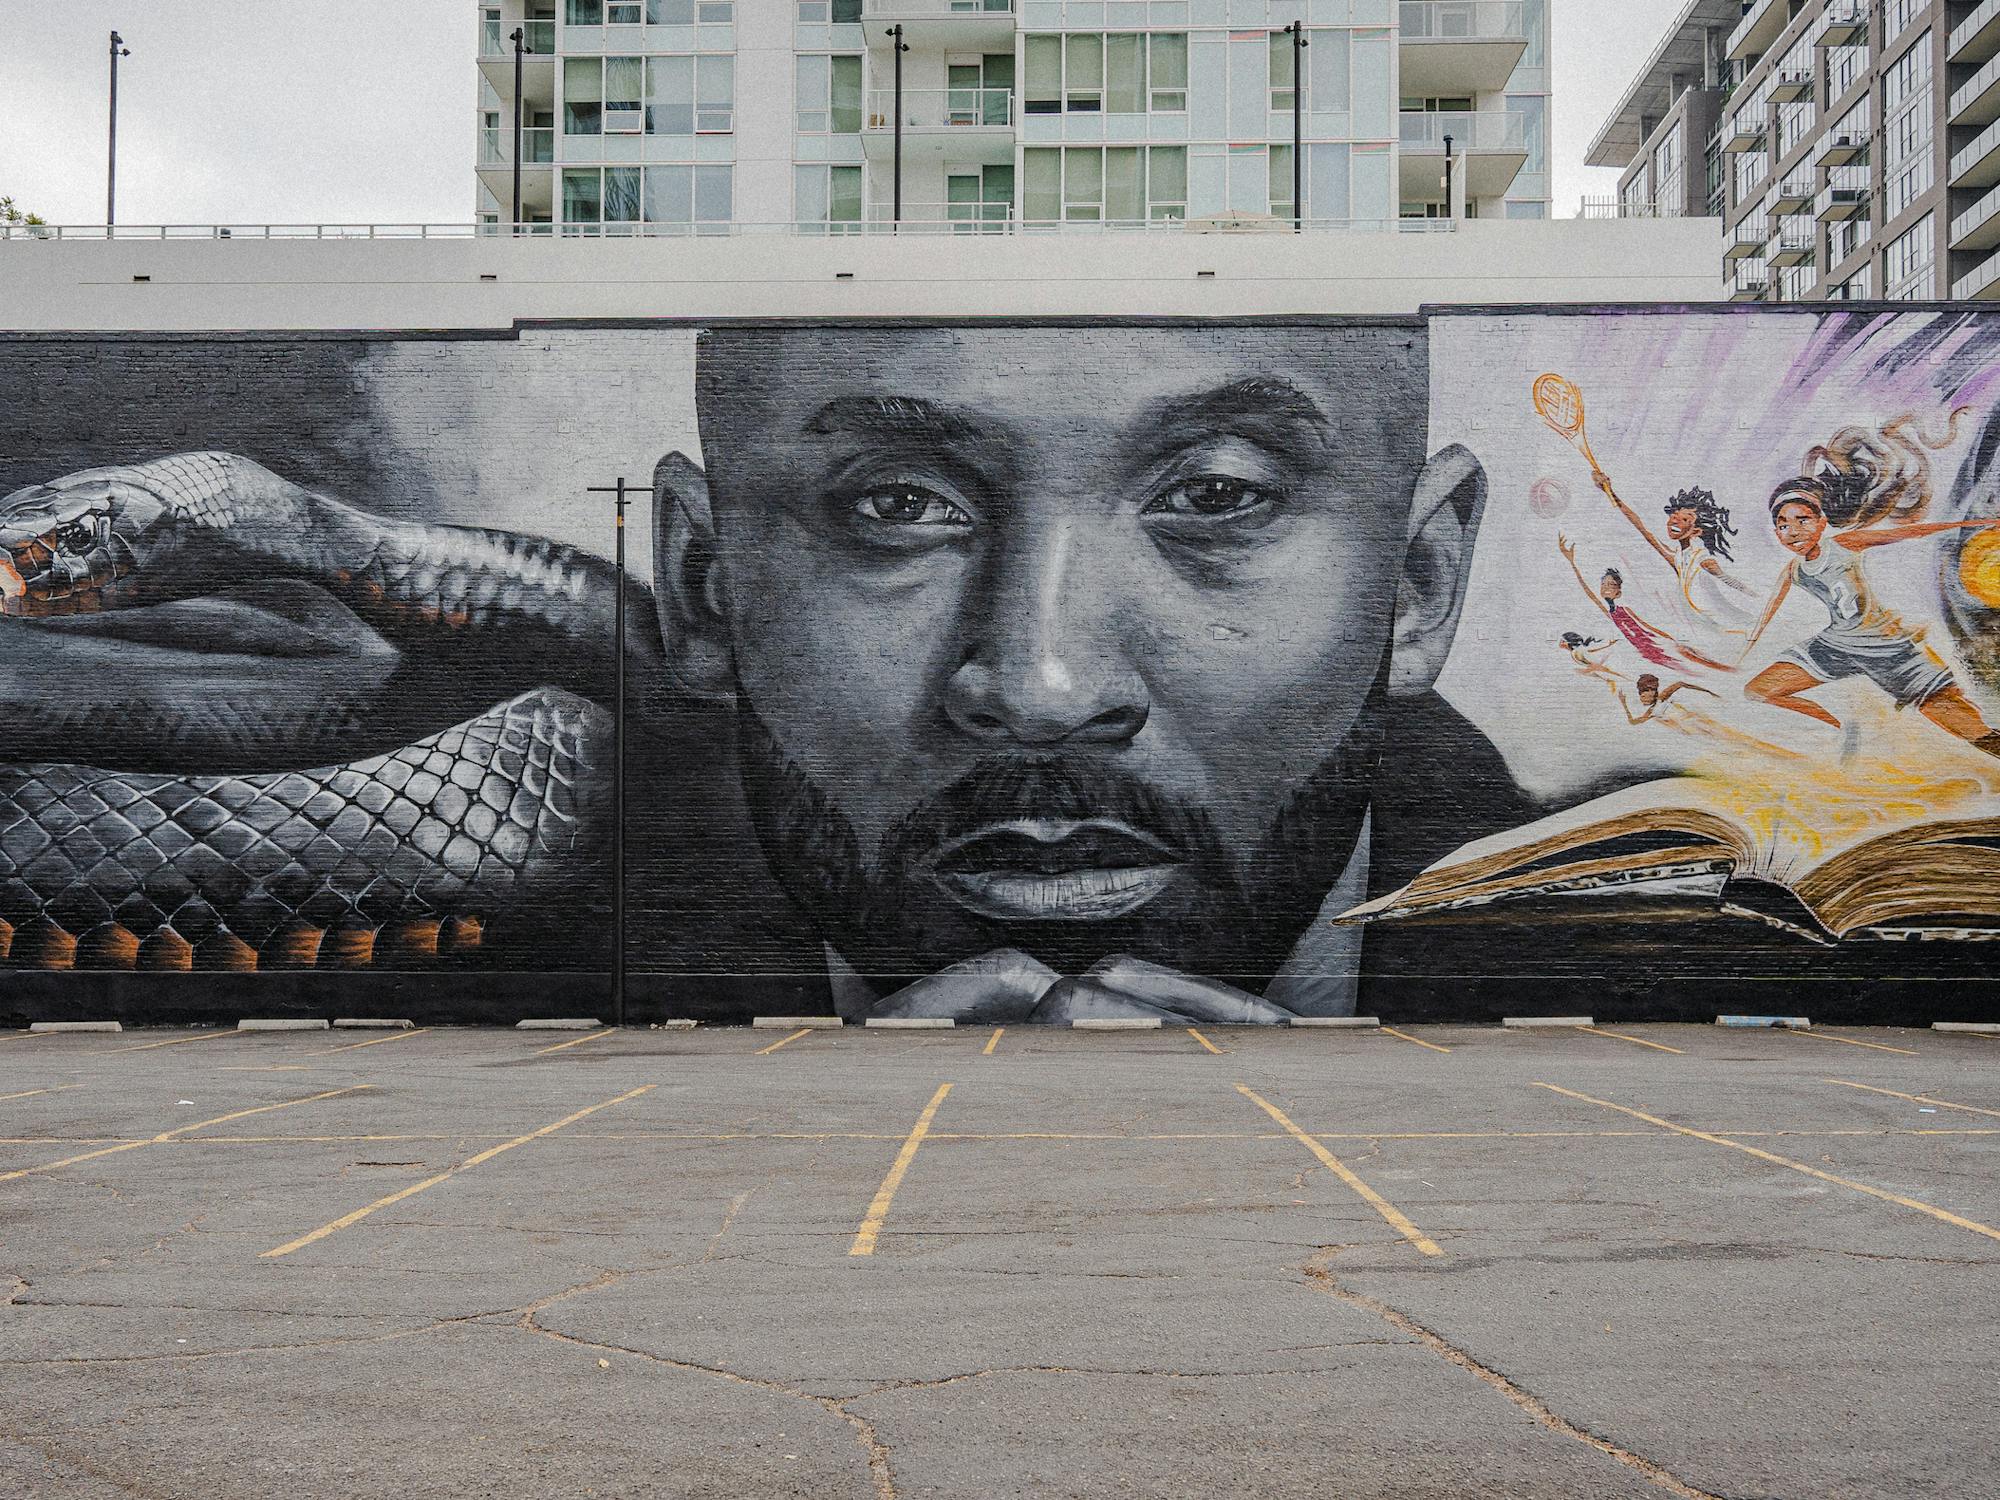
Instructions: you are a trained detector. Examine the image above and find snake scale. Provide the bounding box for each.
[0,453,634,973]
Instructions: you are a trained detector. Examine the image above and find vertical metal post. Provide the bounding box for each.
[107,32,130,228]
[511,26,527,233]
[585,479,633,1026]
[1285,22,1306,232]
[888,25,908,225]
[1443,133,1455,221]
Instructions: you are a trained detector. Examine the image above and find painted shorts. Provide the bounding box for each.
[1785,629,1955,709]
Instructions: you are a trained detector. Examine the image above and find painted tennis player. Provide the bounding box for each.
[1742,472,2000,758]
[1558,534,1735,674]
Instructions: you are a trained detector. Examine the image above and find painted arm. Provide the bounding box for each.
[1834,517,2000,552]
[1658,680,1718,704]
[1699,556,1759,595]
[1742,563,1796,650]
[1616,691,1649,725]
[1557,534,1610,616]
[1593,471,1676,569]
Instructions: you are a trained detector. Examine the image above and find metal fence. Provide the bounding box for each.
[0,217,1461,242]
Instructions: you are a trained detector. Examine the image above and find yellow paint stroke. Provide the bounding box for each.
[111,1031,246,1053]
[533,1028,616,1057]
[1786,1028,1919,1056]
[1578,1026,1685,1054]
[756,1028,814,1056]
[1236,1084,1445,1257]
[1187,1027,1225,1055]
[309,1028,432,1056]
[982,1027,1004,1056]
[849,1082,953,1257]
[0,1085,83,1103]
[0,1086,373,1184]
[261,1084,653,1259]
[1380,1026,1451,1054]
[1826,1078,2000,1120]
[1535,1083,2000,1246]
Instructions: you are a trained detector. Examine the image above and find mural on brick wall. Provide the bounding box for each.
[1,312,1997,1022]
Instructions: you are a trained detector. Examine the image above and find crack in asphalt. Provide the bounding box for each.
[1300,1249,1730,1500]
[0,1306,518,1366]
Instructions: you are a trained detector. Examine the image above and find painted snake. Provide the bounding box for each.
[0,453,644,972]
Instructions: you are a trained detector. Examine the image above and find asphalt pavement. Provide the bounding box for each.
[1,1017,1996,1499]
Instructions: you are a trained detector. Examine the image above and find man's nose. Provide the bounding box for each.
[942,518,1150,747]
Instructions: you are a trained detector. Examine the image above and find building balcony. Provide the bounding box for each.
[867,199,1015,231]
[1814,174,1868,221]
[479,17,556,58]
[1814,1,1867,48]
[1768,216,1814,267]
[1397,1,1528,95]
[1730,262,1769,301]
[1724,108,1768,153]
[1953,0,2000,65]
[1953,115,2000,187]
[1816,127,1868,166]
[1726,0,1784,63]
[1952,180,2000,251]
[1396,109,1528,200]
[1952,52,2000,129]
[477,41,556,109]
[1726,215,1770,259]
[863,88,1015,162]
[1770,170,1813,213]
[862,0,1016,48]
[1956,246,2000,298]
[477,125,555,167]
[1769,68,1813,105]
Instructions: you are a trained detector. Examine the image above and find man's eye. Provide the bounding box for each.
[1144,477,1272,519]
[850,485,972,527]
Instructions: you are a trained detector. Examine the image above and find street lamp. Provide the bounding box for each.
[886,25,909,227]
[1442,133,1455,221]
[511,26,532,233]
[107,31,131,228]
[1280,22,1306,232]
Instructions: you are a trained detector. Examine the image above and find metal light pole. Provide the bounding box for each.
[511,26,529,233]
[1282,22,1306,232]
[887,25,908,226]
[1442,132,1455,220]
[106,31,131,228]
[584,478,637,1026]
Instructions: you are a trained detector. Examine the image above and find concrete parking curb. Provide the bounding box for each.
[1503,1016,1592,1028]
[754,1016,843,1029]
[1290,1017,1382,1028]
[1717,1015,1811,1028]
[515,1019,603,1030]
[1073,1018,1162,1030]
[864,1018,955,1029]
[333,1018,414,1029]
[29,1020,122,1033]
[1934,1022,2000,1033]
[238,1019,329,1032]
[654,1019,699,1029]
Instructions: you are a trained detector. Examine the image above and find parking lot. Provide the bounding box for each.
[2,1018,1997,1499]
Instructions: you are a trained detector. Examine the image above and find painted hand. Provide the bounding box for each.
[865,951,1296,1025]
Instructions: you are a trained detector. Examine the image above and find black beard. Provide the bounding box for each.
[731,686,1387,996]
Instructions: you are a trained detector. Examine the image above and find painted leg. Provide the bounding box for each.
[1918,687,2000,758]
[1745,662,1841,730]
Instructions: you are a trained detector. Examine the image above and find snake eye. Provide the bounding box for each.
[57,522,94,553]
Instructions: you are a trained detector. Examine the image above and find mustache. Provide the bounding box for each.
[878,756,1217,871]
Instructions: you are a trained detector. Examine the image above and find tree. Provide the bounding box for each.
[0,197,46,227]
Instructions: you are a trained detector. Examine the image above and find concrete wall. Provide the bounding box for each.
[4,302,1997,1027]
[0,219,1719,331]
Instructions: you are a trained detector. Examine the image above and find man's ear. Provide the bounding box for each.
[653,450,734,699]
[1389,443,1487,697]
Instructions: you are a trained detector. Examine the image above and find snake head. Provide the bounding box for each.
[0,476,172,614]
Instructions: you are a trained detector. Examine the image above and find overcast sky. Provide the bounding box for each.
[0,0,1670,225]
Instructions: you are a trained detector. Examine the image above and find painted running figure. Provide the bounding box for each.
[1594,477,1758,630]
[1742,473,2000,759]
[1558,631,1621,687]
[1558,534,1735,673]
[1620,672,1800,759]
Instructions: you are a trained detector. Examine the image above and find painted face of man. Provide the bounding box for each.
[660,326,1481,993]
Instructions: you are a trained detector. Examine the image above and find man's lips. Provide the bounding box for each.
[929,819,1185,922]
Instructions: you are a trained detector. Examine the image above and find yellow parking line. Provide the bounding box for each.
[1535,1082,2000,1246]
[756,1028,814,1056]
[1787,1029,1919,1056]
[219,1066,310,1072]
[309,1028,432,1057]
[533,1028,616,1057]
[849,1082,953,1257]
[0,1086,372,1185]
[1578,1025,1684,1055]
[111,1031,245,1054]
[1187,1027,1224,1055]
[0,1085,83,1103]
[0,1032,54,1046]
[261,1084,654,1259]
[1235,1084,1444,1257]
[982,1027,1004,1056]
[1827,1079,2000,1121]
[1380,1026,1450,1055]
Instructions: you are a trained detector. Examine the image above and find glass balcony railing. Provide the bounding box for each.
[479,18,556,55]
[1398,1,1525,42]
[861,0,1013,15]
[864,87,1015,130]
[478,125,556,165]
[1397,109,1526,151]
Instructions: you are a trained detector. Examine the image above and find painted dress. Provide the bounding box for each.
[1675,538,1755,630]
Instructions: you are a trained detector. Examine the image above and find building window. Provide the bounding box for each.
[797,0,863,17]
[1883,34,1933,221]
[564,56,647,134]
[1731,142,1763,208]
[1829,43,1865,102]
[1650,123,1683,215]
[1023,33,1185,115]
[795,164,863,231]
[1828,213,1868,265]
[639,55,733,134]
[1885,0,1924,42]
[1828,265,1874,300]
[1023,146,1186,223]
[795,55,861,133]
[1505,200,1546,219]
[562,165,730,230]
[1885,211,1935,298]
[569,0,733,19]
[1703,128,1724,217]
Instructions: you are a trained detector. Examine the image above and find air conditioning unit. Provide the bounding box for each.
[604,106,644,133]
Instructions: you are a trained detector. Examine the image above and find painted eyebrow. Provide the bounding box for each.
[1133,377,1334,452]
[802,394,1009,446]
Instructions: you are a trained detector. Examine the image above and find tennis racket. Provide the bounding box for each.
[1532,373,1609,487]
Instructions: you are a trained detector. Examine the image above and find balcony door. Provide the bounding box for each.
[947,164,1013,230]
[947,54,1013,126]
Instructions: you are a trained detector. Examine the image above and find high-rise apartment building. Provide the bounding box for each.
[1589,0,2000,302]
[474,0,1550,234]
